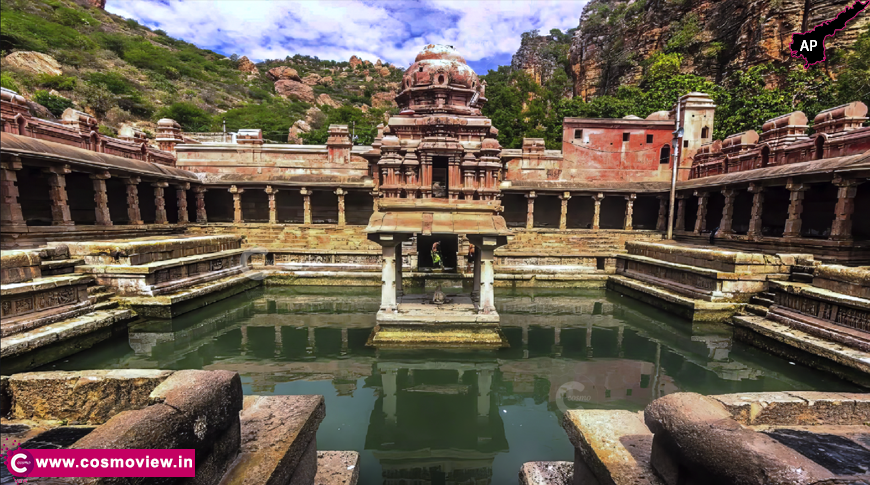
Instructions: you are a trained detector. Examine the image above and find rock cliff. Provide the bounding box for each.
[567,0,869,99]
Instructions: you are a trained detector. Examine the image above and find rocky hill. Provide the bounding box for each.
[566,0,869,99]
[0,0,401,143]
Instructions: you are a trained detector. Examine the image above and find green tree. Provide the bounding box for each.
[155,102,212,132]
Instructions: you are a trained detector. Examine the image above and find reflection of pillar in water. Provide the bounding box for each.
[382,369,398,425]
[275,326,282,357]
[553,326,562,357]
[240,326,248,356]
[522,325,529,359]
[307,326,316,355]
[457,369,464,383]
[341,328,348,356]
[617,324,624,358]
[586,321,593,358]
[477,369,492,424]
[651,342,661,403]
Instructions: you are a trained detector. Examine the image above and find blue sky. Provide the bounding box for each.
[106,0,587,74]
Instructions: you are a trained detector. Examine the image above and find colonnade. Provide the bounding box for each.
[520,191,651,231]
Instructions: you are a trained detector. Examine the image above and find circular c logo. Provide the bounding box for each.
[7,449,34,477]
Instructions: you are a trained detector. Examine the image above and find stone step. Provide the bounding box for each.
[218,395,325,485]
[87,285,108,295]
[791,272,814,283]
[89,291,116,304]
[744,304,769,317]
[315,451,360,485]
[761,291,776,299]
[750,296,774,307]
[93,300,119,311]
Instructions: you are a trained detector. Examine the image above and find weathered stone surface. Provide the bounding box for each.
[518,461,573,485]
[317,94,341,109]
[5,51,62,76]
[319,76,334,86]
[348,55,362,69]
[314,451,359,485]
[715,391,870,426]
[1,249,42,284]
[301,73,321,85]
[644,392,834,485]
[267,66,302,82]
[289,438,318,485]
[1,375,9,417]
[377,67,390,77]
[9,370,173,424]
[219,395,325,485]
[237,56,258,75]
[185,417,241,485]
[563,409,662,485]
[371,91,397,109]
[275,80,316,103]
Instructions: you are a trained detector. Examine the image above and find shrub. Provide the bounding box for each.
[86,71,133,94]
[97,124,116,137]
[78,82,117,117]
[36,74,77,90]
[154,102,212,132]
[0,72,20,92]
[33,90,74,117]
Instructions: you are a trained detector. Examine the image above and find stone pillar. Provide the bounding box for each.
[479,248,496,314]
[591,193,604,230]
[300,187,312,224]
[395,242,403,299]
[747,183,765,238]
[380,242,398,312]
[718,188,737,236]
[229,185,244,224]
[265,185,278,224]
[371,190,379,212]
[175,183,189,224]
[675,195,687,232]
[783,179,809,238]
[382,369,398,425]
[335,187,347,226]
[559,192,571,230]
[0,157,26,229]
[91,171,112,226]
[830,175,863,241]
[152,181,169,224]
[43,165,74,226]
[656,195,668,232]
[624,194,636,230]
[472,246,481,301]
[192,186,207,223]
[693,191,708,235]
[123,177,143,225]
[525,191,536,229]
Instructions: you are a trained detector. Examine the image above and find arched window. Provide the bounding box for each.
[437,74,445,84]
[814,136,825,160]
[760,146,770,167]
[659,145,671,164]
[701,126,710,139]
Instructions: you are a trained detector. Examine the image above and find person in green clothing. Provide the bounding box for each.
[431,241,444,269]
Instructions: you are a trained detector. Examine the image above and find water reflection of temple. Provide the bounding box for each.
[110,288,815,482]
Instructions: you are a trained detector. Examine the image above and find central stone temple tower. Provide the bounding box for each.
[364,44,510,348]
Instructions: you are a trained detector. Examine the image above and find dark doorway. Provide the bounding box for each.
[311,190,338,224]
[814,136,825,160]
[704,192,725,233]
[164,186,179,224]
[417,234,458,270]
[633,196,659,230]
[801,183,837,238]
[140,183,157,224]
[432,156,449,198]
[534,195,561,228]
[346,191,374,225]
[683,196,698,231]
[732,191,753,235]
[186,190,197,222]
[761,187,789,237]
[66,172,96,225]
[276,190,304,223]
[502,193,527,228]
[567,196,594,229]
[106,178,129,224]
[243,189,270,223]
[17,167,52,226]
[204,190,233,223]
[855,184,870,241]
[760,146,771,168]
[599,196,626,229]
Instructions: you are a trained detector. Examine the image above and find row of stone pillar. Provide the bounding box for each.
[1,158,201,228]
[677,175,862,240]
[524,191,639,230]
[227,185,349,225]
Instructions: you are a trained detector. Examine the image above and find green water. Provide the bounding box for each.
[48,286,860,484]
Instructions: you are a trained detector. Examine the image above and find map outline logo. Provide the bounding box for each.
[789,0,868,68]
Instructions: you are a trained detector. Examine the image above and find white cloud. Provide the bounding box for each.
[106,0,586,72]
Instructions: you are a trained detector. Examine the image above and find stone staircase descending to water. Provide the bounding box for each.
[607,241,807,322]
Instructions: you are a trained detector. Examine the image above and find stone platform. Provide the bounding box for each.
[376,294,499,324]
[0,370,359,485]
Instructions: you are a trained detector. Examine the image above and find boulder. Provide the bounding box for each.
[301,73,321,85]
[359,104,370,113]
[375,59,383,67]
[385,82,400,91]
[365,75,373,82]
[339,72,349,78]
[288,119,310,143]
[237,56,258,75]
[378,67,390,77]
[274,80,315,103]
[319,76,334,86]
[372,91,397,109]
[266,66,301,82]
[349,55,362,69]
[5,51,62,76]
[317,93,341,109]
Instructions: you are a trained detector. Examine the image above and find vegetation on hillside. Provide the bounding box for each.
[483,28,870,150]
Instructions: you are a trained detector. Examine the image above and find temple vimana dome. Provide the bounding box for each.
[2,12,870,484]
